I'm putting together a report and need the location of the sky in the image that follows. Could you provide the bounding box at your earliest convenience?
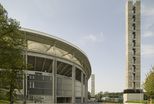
[0,0,154,93]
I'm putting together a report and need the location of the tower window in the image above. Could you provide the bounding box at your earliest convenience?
[133,82,136,89]
[132,65,136,72]
[132,6,136,14]
[133,57,136,64]
[132,73,136,89]
[132,48,136,55]
[132,40,136,47]
[133,73,135,80]
[132,32,136,39]
[132,23,136,30]
[132,15,136,22]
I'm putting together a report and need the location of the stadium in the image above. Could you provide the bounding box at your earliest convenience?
[20,28,91,104]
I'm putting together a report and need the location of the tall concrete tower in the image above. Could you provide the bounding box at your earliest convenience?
[91,74,95,98]
[124,0,143,103]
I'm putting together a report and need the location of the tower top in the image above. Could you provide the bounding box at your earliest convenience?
[127,0,140,2]
[127,0,140,5]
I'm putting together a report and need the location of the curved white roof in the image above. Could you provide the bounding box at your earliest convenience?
[20,28,91,79]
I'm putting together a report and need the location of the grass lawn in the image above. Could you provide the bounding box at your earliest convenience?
[0,100,21,104]
[126,100,146,103]
[127,99,154,104]
[0,100,9,104]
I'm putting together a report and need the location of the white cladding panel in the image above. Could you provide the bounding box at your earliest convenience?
[57,76,72,97]
[75,81,82,97]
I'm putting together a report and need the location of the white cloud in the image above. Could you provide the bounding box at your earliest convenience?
[143,8,154,17]
[85,34,97,42]
[143,31,154,38]
[142,45,154,58]
[142,4,154,38]
[142,2,154,17]
[78,32,104,46]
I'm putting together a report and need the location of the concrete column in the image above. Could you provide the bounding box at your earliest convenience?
[72,66,76,104]
[52,59,57,103]
[23,71,27,104]
[85,77,88,103]
[23,33,27,104]
[81,72,83,103]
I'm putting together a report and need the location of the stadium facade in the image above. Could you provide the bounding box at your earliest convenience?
[19,28,91,104]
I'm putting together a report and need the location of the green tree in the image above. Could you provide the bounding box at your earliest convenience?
[0,4,25,104]
[88,91,91,100]
[95,91,103,102]
[143,67,154,104]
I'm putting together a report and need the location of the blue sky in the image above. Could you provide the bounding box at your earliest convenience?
[0,0,154,92]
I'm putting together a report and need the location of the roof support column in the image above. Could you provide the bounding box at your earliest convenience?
[23,71,27,104]
[72,65,76,104]
[85,77,88,103]
[23,35,27,104]
[81,72,84,103]
[52,58,57,103]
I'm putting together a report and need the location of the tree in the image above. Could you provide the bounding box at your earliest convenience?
[88,91,91,100]
[0,4,25,104]
[143,67,154,104]
[95,91,103,102]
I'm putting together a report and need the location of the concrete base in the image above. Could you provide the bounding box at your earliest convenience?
[123,93,144,104]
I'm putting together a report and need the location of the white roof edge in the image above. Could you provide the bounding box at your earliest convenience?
[20,28,91,78]
[20,28,89,58]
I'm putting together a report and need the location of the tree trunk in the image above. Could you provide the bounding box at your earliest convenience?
[10,85,14,104]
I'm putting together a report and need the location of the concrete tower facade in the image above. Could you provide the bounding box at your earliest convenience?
[91,74,95,98]
[124,0,143,103]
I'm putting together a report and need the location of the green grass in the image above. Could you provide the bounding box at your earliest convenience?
[0,100,20,104]
[126,100,146,103]
[0,100,9,104]
[126,99,154,104]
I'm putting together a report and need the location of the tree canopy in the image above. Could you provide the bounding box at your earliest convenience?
[143,66,154,104]
[0,3,26,104]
